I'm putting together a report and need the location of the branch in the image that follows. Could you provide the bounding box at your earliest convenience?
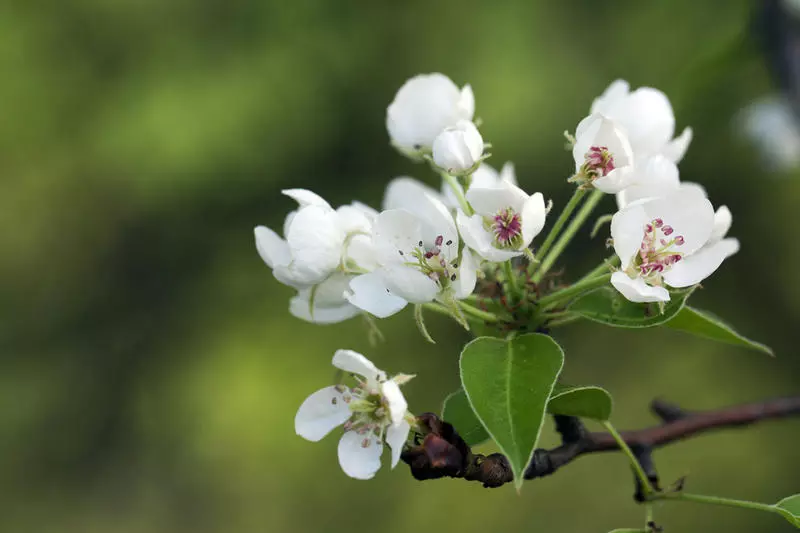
[401,396,800,490]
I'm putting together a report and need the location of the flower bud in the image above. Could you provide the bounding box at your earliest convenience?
[432,120,484,174]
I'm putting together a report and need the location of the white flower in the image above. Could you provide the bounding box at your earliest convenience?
[345,192,477,318]
[255,190,379,323]
[615,154,681,209]
[386,73,474,153]
[610,187,738,303]
[456,181,547,261]
[383,176,448,212]
[295,350,412,480]
[591,79,692,162]
[432,120,484,174]
[441,161,518,208]
[572,113,635,193]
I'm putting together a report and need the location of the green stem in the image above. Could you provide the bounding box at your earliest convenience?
[602,420,654,497]
[536,273,611,310]
[503,260,520,301]
[533,189,604,283]
[545,314,582,329]
[530,188,587,274]
[655,492,782,517]
[457,301,499,323]
[441,173,473,216]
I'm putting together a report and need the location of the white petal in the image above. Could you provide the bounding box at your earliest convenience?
[458,84,475,120]
[282,189,331,209]
[616,154,680,208]
[499,161,518,186]
[383,177,444,212]
[662,238,740,288]
[373,209,424,264]
[573,114,634,172]
[338,431,383,480]
[610,203,649,269]
[345,233,378,271]
[591,79,630,115]
[286,206,346,284]
[469,163,500,189]
[386,420,411,469]
[611,272,670,303]
[640,188,714,255]
[662,126,693,163]
[456,210,520,262]
[466,181,528,215]
[709,205,732,244]
[616,87,675,155]
[254,226,291,268]
[345,272,408,318]
[521,192,547,247]
[593,166,636,193]
[381,264,439,303]
[336,204,374,235]
[290,296,360,324]
[452,248,478,298]
[432,120,484,172]
[295,386,352,442]
[381,380,408,425]
[332,349,385,383]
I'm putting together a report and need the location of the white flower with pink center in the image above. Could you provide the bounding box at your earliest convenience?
[456,181,547,262]
[610,187,738,303]
[591,79,693,162]
[345,192,476,318]
[295,350,412,480]
[386,73,475,155]
[572,113,636,193]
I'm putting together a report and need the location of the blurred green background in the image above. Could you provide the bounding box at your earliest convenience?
[1,0,798,531]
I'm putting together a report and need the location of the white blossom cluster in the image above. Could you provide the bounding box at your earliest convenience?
[256,73,741,479]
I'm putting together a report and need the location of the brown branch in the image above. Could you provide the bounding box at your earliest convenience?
[401,396,800,490]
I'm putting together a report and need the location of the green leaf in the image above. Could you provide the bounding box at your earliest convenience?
[459,333,564,490]
[441,390,490,447]
[548,384,613,421]
[665,306,773,356]
[569,286,691,328]
[606,529,647,533]
[774,494,800,528]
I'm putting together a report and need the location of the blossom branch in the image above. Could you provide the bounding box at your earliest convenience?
[402,396,800,490]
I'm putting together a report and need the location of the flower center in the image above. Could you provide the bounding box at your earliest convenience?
[582,146,615,178]
[337,383,393,446]
[398,234,459,286]
[484,207,523,249]
[629,218,685,283]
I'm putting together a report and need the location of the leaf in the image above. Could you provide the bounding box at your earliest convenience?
[606,529,647,533]
[665,306,773,356]
[548,384,613,421]
[569,286,691,328]
[459,333,564,490]
[774,494,800,528]
[441,390,490,447]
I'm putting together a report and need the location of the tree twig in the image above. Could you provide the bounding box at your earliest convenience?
[401,396,800,490]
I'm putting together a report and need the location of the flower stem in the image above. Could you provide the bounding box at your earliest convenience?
[654,492,782,517]
[503,260,520,301]
[441,173,473,216]
[535,273,611,310]
[602,420,654,498]
[532,189,604,283]
[530,188,587,274]
[457,301,500,323]
[575,255,620,284]
[545,313,582,329]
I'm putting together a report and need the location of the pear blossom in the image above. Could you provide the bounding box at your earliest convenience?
[456,180,547,261]
[432,120,484,174]
[387,73,475,154]
[591,79,693,162]
[295,350,412,480]
[383,176,448,212]
[615,154,681,208]
[345,192,477,318]
[255,190,378,323]
[610,187,737,303]
[572,113,635,193]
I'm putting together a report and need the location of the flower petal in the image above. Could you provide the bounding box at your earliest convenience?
[459,84,475,119]
[381,264,439,303]
[254,226,291,268]
[521,192,547,247]
[386,420,411,469]
[616,87,675,155]
[289,296,360,324]
[709,205,732,244]
[345,272,408,318]
[381,380,408,425]
[663,238,740,288]
[336,204,374,235]
[332,349,385,383]
[383,177,444,212]
[662,126,693,163]
[452,249,478,298]
[640,187,714,255]
[338,431,383,480]
[295,385,352,442]
[282,189,332,209]
[466,181,528,215]
[591,79,630,115]
[616,154,680,208]
[611,272,670,303]
[286,206,346,284]
[456,210,520,262]
[610,203,649,269]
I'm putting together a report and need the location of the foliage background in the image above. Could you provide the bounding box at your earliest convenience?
[0,1,798,531]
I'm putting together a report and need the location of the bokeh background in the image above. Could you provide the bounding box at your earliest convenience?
[1,0,798,531]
